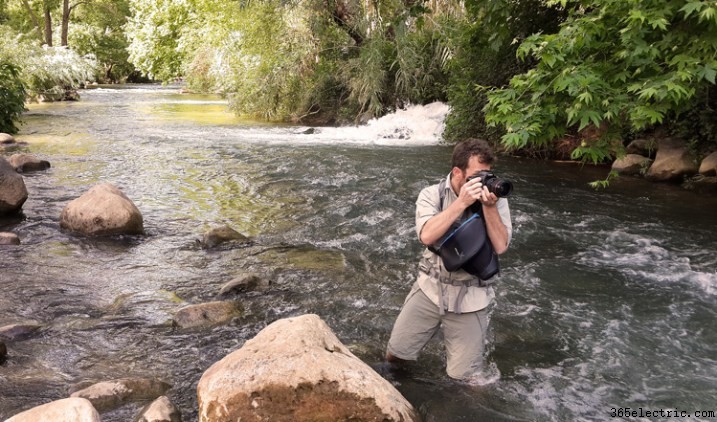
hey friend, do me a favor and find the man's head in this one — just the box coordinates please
[451,138,495,171]
[450,139,495,191]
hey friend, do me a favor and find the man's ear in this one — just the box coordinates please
[451,166,463,179]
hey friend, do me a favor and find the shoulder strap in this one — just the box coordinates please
[437,178,446,211]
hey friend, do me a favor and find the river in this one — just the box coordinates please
[1,85,716,421]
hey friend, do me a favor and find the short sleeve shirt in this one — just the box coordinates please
[414,173,512,313]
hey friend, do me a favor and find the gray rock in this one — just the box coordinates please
[0,322,42,340]
[135,396,182,422]
[611,154,652,176]
[70,378,172,412]
[197,314,418,422]
[219,273,270,295]
[699,151,717,176]
[8,153,51,173]
[173,301,241,329]
[0,157,28,215]
[201,225,249,248]
[0,232,21,245]
[60,183,144,236]
[5,397,100,422]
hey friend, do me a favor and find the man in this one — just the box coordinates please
[386,138,512,382]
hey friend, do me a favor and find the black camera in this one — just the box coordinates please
[468,170,513,198]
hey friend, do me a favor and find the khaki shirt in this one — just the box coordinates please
[415,173,512,313]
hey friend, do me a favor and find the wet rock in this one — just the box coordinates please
[172,301,241,329]
[646,138,699,182]
[0,341,6,363]
[0,232,21,245]
[699,151,717,176]
[70,378,172,412]
[0,322,42,340]
[219,273,270,295]
[0,133,15,143]
[5,397,101,422]
[135,396,182,422]
[201,225,249,248]
[197,314,418,422]
[299,127,317,135]
[8,153,51,173]
[60,183,144,236]
[611,154,652,176]
[0,157,28,215]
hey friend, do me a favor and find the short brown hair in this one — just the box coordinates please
[451,138,495,170]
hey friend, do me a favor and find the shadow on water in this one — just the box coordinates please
[1,85,716,421]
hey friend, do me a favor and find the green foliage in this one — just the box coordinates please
[484,0,717,162]
[0,60,26,134]
[443,0,565,143]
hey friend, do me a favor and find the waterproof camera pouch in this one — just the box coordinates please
[431,213,500,281]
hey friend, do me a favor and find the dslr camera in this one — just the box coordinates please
[468,170,513,198]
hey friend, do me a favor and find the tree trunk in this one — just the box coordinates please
[21,0,44,44]
[61,0,70,46]
[44,3,53,47]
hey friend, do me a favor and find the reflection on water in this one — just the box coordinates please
[1,85,716,421]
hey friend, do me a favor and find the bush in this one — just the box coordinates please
[0,60,26,134]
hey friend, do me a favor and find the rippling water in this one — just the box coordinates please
[1,85,716,421]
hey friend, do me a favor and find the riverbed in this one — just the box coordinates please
[1,85,716,421]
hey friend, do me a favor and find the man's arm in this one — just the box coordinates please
[480,198,510,255]
[418,178,484,246]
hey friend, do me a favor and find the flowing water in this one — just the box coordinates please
[1,85,716,421]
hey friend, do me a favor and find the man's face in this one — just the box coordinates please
[454,155,491,191]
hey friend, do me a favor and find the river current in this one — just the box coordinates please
[1,85,716,421]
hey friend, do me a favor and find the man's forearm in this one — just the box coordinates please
[419,200,468,246]
[482,204,509,254]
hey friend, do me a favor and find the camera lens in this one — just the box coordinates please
[488,179,513,197]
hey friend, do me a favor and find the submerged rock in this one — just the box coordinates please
[218,273,270,295]
[197,314,418,422]
[0,232,21,245]
[135,396,182,422]
[60,183,144,236]
[0,322,42,340]
[5,397,100,422]
[172,301,241,329]
[70,378,172,412]
[0,341,6,363]
[8,153,51,173]
[201,225,249,248]
[0,157,28,215]
[0,133,15,144]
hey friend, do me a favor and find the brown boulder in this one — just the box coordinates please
[0,157,28,215]
[611,154,652,176]
[645,139,699,182]
[60,183,144,236]
[135,396,183,422]
[699,151,717,176]
[70,378,171,412]
[173,301,241,329]
[197,314,418,422]
[5,398,100,422]
[0,232,21,245]
[201,225,249,248]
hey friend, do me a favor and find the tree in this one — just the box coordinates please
[483,0,717,162]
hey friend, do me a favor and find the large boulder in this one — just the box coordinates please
[60,183,144,236]
[625,138,657,157]
[699,151,717,176]
[645,138,699,182]
[5,397,100,422]
[197,314,418,422]
[0,157,28,215]
[70,378,171,412]
[611,154,652,176]
[8,153,51,173]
